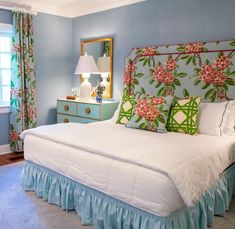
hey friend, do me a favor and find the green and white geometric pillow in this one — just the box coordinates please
[116,94,136,124]
[166,96,201,135]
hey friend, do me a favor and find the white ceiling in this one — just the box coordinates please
[0,0,146,18]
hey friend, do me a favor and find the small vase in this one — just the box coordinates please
[96,94,103,103]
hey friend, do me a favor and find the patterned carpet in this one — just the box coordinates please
[0,162,234,229]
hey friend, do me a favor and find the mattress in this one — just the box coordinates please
[22,121,235,217]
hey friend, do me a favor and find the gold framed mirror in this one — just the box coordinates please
[80,37,113,98]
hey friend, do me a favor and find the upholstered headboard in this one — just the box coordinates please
[124,40,235,102]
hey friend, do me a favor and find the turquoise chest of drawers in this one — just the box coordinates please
[57,99,118,124]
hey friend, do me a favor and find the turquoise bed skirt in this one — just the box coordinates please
[22,161,235,229]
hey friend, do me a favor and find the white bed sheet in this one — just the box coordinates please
[22,120,235,217]
[24,134,184,217]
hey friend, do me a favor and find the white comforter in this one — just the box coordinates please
[21,121,235,209]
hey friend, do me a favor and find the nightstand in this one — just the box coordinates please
[57,99,118,124]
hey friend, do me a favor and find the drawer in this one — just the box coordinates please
[77,103,101,120]
[57,100,77,115]
[57,114,80,123]
[57,114,97,124]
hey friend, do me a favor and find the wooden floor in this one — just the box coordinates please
[0,152,24,166]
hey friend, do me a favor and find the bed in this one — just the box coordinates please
[22,39,235,229]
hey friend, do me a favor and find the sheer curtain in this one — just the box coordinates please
[10,12,36,152]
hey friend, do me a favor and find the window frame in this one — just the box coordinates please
[0,23,12,113]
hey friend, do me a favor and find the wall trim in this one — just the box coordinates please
[0,106,10,114]
[0,144,12,155]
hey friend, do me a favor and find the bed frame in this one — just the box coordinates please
[22,39,235,229]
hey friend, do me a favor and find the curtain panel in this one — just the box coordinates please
[10,12,36,152]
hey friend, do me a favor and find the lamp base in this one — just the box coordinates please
[80,79,91,100]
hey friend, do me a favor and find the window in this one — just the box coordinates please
[0,23,12,107]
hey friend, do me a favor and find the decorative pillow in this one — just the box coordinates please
[126,95,173,132]
[223,100,235,135]
[116,93,136,124]
[166,97,201,135]
[198,101,232,136]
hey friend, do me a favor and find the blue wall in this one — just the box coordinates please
[34,13,72,126]
[0,10,72,145]
[72,0,235,100]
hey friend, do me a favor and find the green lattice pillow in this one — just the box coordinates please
[126,96,173,132]
[166,97,201,135]
[116,94,136,124]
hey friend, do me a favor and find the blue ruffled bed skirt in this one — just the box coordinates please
[22,161,235,229]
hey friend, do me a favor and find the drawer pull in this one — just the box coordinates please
[64,118,69,123]
[64,105,69,111]
[84,107,91,114]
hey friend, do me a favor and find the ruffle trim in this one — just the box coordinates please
[22,161,235,229]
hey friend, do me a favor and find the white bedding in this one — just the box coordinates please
[21,120,235,216]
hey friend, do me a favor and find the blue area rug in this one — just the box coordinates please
[0,162,234,229]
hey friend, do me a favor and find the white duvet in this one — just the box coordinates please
[21,121,235,215]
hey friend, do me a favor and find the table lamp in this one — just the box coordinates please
[97,54,110,96]
[74,53,99,100]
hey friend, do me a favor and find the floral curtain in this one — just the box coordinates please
[10,12,36,152]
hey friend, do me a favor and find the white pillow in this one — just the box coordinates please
[198,101,231,136]
[223,101,235,135]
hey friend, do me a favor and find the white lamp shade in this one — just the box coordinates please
[74,54,99,74]
[97,56,110,73]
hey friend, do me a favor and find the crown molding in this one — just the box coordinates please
[0,0,145,18]
[70,0,146,18]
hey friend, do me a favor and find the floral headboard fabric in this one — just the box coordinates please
[124,40,235,101]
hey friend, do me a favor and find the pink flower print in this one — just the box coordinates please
[185,43,203,53]
[29,45,34,57]
[199,64,227,86]
[17,64,22,75]
[12,44,19,54]
[214,55,230,70]
[127,63,135,73]
[18,89,24,97]
[135,98,159,121]
[10,88,18,97]
[28,105,35,121]
[217,90,227,100]
[31,88,36,98]
[212,71,227,86]
[124,63,135,86]
[10,130,20,142]
[25,61,31,76]
[124,70,134,85]
[142,47,157,56]
[153,66,175,85]
[151,96,165,105]
[165,59,177,71]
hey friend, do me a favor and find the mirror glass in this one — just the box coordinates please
[80,38,113,98]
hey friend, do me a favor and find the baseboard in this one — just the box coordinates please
[0,144,12,155]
